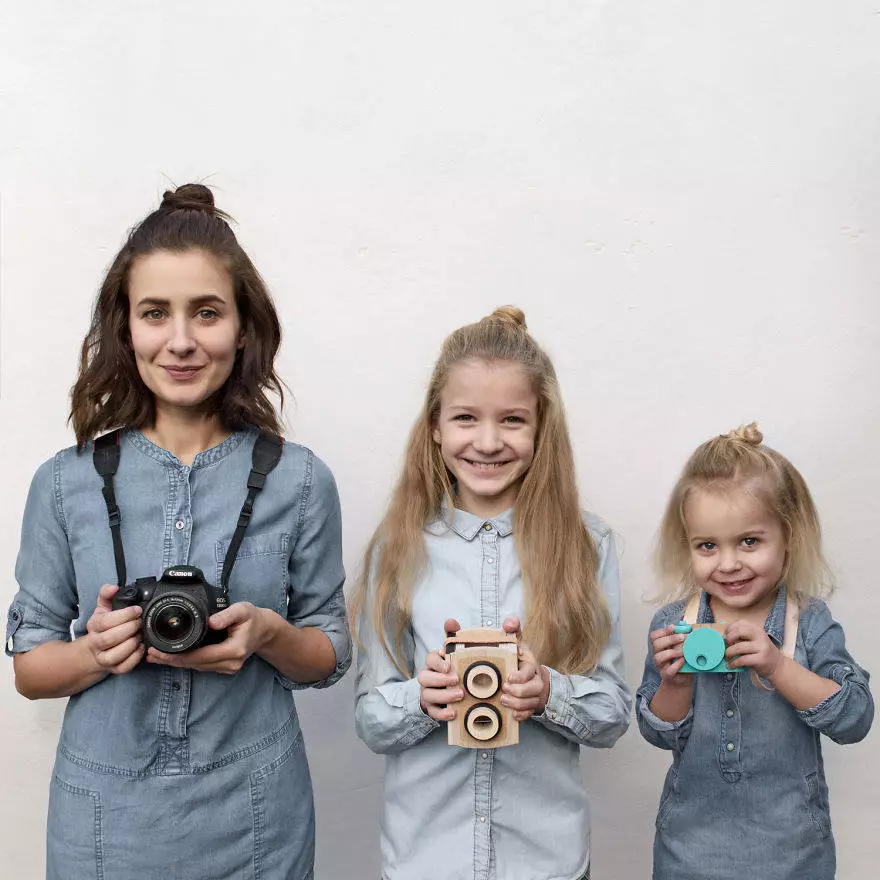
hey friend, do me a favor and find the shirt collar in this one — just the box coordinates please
[427,504,515,540]
[126,426,251,468]
[699,585,788,644]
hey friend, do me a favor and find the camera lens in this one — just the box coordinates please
[144,593,207,653]
[154,605,194,643]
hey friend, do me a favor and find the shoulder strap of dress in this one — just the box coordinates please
[781,589,799,659]
[682,592,701,624]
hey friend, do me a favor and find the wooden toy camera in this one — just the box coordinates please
[673,621,743,674]
[443,628,520,748]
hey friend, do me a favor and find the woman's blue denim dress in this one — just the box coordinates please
[6,429,351,880]
[636,589,873,880]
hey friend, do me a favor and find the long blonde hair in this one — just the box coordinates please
[350,306,611,675]
[655,422,834,604]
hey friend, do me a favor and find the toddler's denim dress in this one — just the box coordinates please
[636,589,873,880]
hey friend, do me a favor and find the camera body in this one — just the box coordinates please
[674,621,743,674]
[111,565,228,654]
[443,628,520,749]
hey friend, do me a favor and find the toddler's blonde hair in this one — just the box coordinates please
[654,422,833,604]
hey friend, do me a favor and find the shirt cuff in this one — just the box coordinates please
[533,665,579,729]
[395,676,440,746]
[796,662,856,725]
[5,602,70,657]
[636,687,694,732]
[273,625,352,691]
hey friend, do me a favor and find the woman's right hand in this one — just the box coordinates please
[85,584,145,674]
[417,617,465,721]
[650,624,690,687]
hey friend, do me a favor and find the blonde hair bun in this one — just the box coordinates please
[723,422,763,446]
[486,305,527,330]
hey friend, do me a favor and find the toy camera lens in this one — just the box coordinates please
[464,662,501,699]
[682,628,726,671]
[154,604,195,642]
[464,704,501,741]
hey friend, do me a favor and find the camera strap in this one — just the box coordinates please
[93,430,284,592]
[220,431,283,591]
[93,431,127,588]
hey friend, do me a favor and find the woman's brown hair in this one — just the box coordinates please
[70,183,284,445]
[350,306,612,676]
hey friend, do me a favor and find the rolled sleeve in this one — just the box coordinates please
[276,452,351,691]
[533,528,632,747]
[635,604,694,752]
[6,457,77,657]
[795,601,873,744]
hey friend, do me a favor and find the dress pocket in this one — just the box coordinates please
[47,775,104,880]
[250,731,315,880]
[655,766,679,831]
[215,531,290,614]
[804,771,832,839]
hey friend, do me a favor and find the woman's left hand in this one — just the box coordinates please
[146,602,272,674]
[499,615,551,721]
[724,620,783,680]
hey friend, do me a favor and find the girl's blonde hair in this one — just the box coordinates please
[350,306,611,676]
[655,422,833,604]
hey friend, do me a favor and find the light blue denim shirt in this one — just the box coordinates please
[636,588,873,880]
[355,507,632,880]
[5,428,351,879]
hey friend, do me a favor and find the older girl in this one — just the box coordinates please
[352,307,631,880]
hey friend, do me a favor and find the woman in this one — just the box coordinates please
[6,184,349,879]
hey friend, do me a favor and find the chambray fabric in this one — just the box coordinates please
[354,507,631,880]
[6,428,351,880]
[636,588,874,880]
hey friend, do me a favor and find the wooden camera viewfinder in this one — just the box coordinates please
[443,628,519,748]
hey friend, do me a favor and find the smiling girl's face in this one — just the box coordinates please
[128,249,242,420]
[685,481,788,619]
[432,358,538,519]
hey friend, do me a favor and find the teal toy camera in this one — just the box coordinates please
[673,621,742,674]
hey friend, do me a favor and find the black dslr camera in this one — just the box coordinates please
[95,429,283,658]
[112,566,229,654]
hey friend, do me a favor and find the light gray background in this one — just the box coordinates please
[1,3,878,877]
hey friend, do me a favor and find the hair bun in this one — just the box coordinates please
[160,183,218,214]
[723,422,764,446]
[486,305,527,330]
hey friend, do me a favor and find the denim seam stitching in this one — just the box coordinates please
[52,775,105,878]
[291,448,314,554]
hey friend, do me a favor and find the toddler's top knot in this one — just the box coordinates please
[722,422,764,446]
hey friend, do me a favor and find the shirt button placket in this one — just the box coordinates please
[473,749,493,880]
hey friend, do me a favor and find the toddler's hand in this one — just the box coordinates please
[650,625,690,687]
[418,618,464,721]
[724,621,783,680]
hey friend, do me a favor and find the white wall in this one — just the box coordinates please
[1,2,878,877]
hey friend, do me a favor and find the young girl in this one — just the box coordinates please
[352,307,631,880]
[6,184,350,879]
[637,423,873,880]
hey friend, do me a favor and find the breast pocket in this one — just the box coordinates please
[215,532,290,614]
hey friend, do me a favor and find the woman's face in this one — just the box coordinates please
[128,248,242,419]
